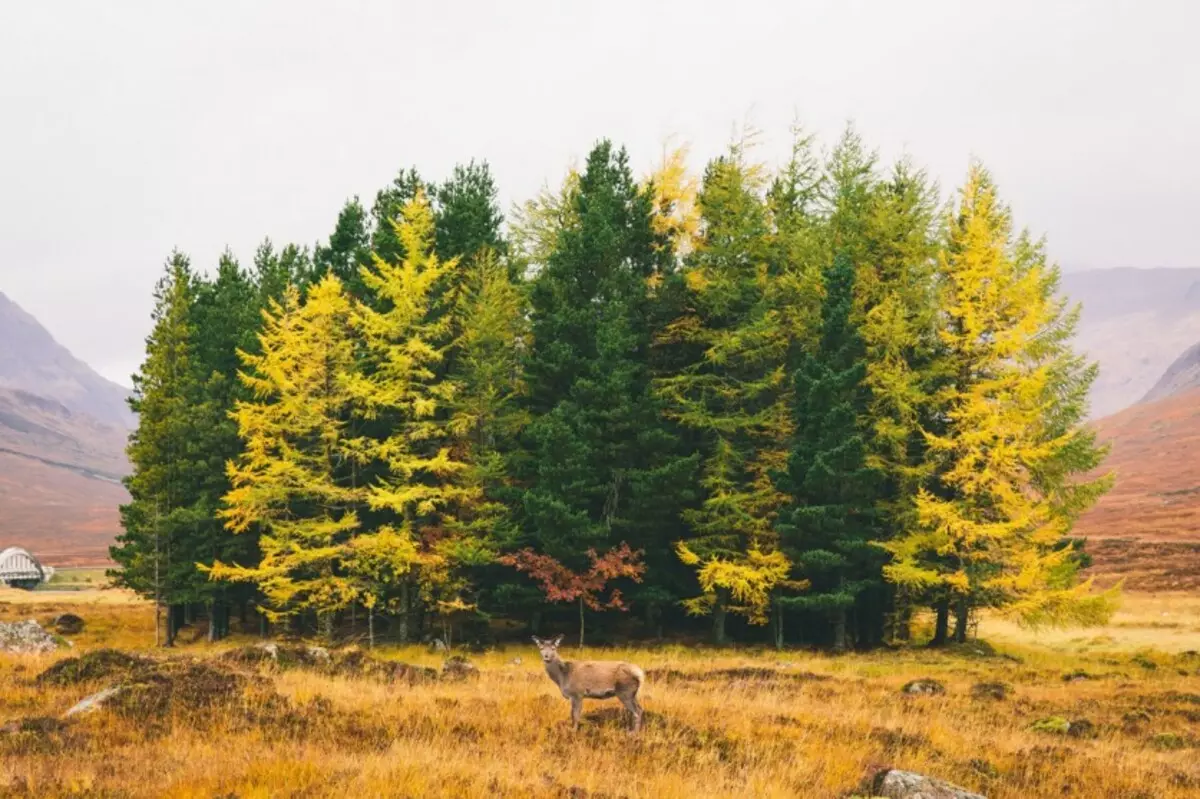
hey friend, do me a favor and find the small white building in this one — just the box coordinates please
[0,547,53,589]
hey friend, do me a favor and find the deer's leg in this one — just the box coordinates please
[570,696,582,731]
[620,693,643,733]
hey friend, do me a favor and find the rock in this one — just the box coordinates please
[428,638,448,654]
[52,614,85,635]
[970,682,1010,701]
[902,679,946,696]
[64,686,123,717]
[442,654,480,681]
[0,620,59,654]
[1062,670,1094,682]
[871,768,987,799]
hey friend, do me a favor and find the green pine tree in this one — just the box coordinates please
[515,140,695,635]
[109,252,207,646]
[774,252,881,650]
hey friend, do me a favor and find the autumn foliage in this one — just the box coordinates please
[498,543,645,646]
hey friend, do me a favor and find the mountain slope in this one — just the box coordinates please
[1074,388,1200,590]
[0,292,132,566]
[0,291,133,429]
[1141,341,1200,406]
[0,386,130,566]
[1060,267,1200,418]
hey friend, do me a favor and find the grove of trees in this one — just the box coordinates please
[110,126,1117,649]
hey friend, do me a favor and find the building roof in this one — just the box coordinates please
[0,547,48,583]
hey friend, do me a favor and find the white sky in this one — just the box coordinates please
[1,0,1196,385]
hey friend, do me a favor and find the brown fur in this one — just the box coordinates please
[532,635,644,732]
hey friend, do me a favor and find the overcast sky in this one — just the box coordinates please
[1,0,1196,386]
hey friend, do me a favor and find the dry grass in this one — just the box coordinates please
[2,592,1198,798]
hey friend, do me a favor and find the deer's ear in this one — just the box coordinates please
[531,636,542,646]
[552,634,564,648]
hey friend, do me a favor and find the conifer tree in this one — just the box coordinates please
[208,275,365,641]
[435,160,507,261]
[111,252,207,645]
[185,252,261,639]
[349,191,485,642]
[315,198,372,295]
[516,140,695,632]
[883,164,1116,644]
[370,168,426,265]
[656,138,800,643]
[775,252,880,650]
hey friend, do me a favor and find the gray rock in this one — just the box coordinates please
[902,679,946,696]
[304,645,331,665]
[64,686,123,717]
[872,768,987,799]
[0,620,59,654]
[429,638,448,654]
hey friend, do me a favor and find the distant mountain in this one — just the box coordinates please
[1060,267,1200,418]
[1074,387,1200,591]
[1141,341,1200,406]
[0,292,131,566]
[0,291,133,429]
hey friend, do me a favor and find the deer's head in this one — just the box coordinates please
[531,634,565,664]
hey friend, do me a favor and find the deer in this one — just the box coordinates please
[532,634,645,732]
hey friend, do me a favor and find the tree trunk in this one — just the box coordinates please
[712,588,729,646]
[319,611,335,643]
[772,598,784,650]
[895,601,913,643]
[350,602,356,635]
[953,596,970,644]
[530,609,542,635]
[368,608,375,650]
[578,596,585,649]
[398,581,410,644]
[259,611,268,639]
[931,596,950,647]
[207,600,216,642]
[832,609,848,652]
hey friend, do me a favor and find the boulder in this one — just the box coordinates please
[901,679,946,696]
[871,768,987,799]
[52,614,85,635]
[0,620,59,654]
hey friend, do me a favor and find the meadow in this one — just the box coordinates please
[1,588,1198,799]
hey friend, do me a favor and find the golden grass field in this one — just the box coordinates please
[1,587,1198,799]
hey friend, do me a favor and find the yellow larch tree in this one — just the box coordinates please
[209,275,365,640]
[349,190,481,643]
[883,163,1116,644]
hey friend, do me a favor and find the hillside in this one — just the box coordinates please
[1060,267,1200,418]
[1141,340,1200,405]
[0,291,133,429]
[1075,387,1200,590]
[0,293,131,567]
